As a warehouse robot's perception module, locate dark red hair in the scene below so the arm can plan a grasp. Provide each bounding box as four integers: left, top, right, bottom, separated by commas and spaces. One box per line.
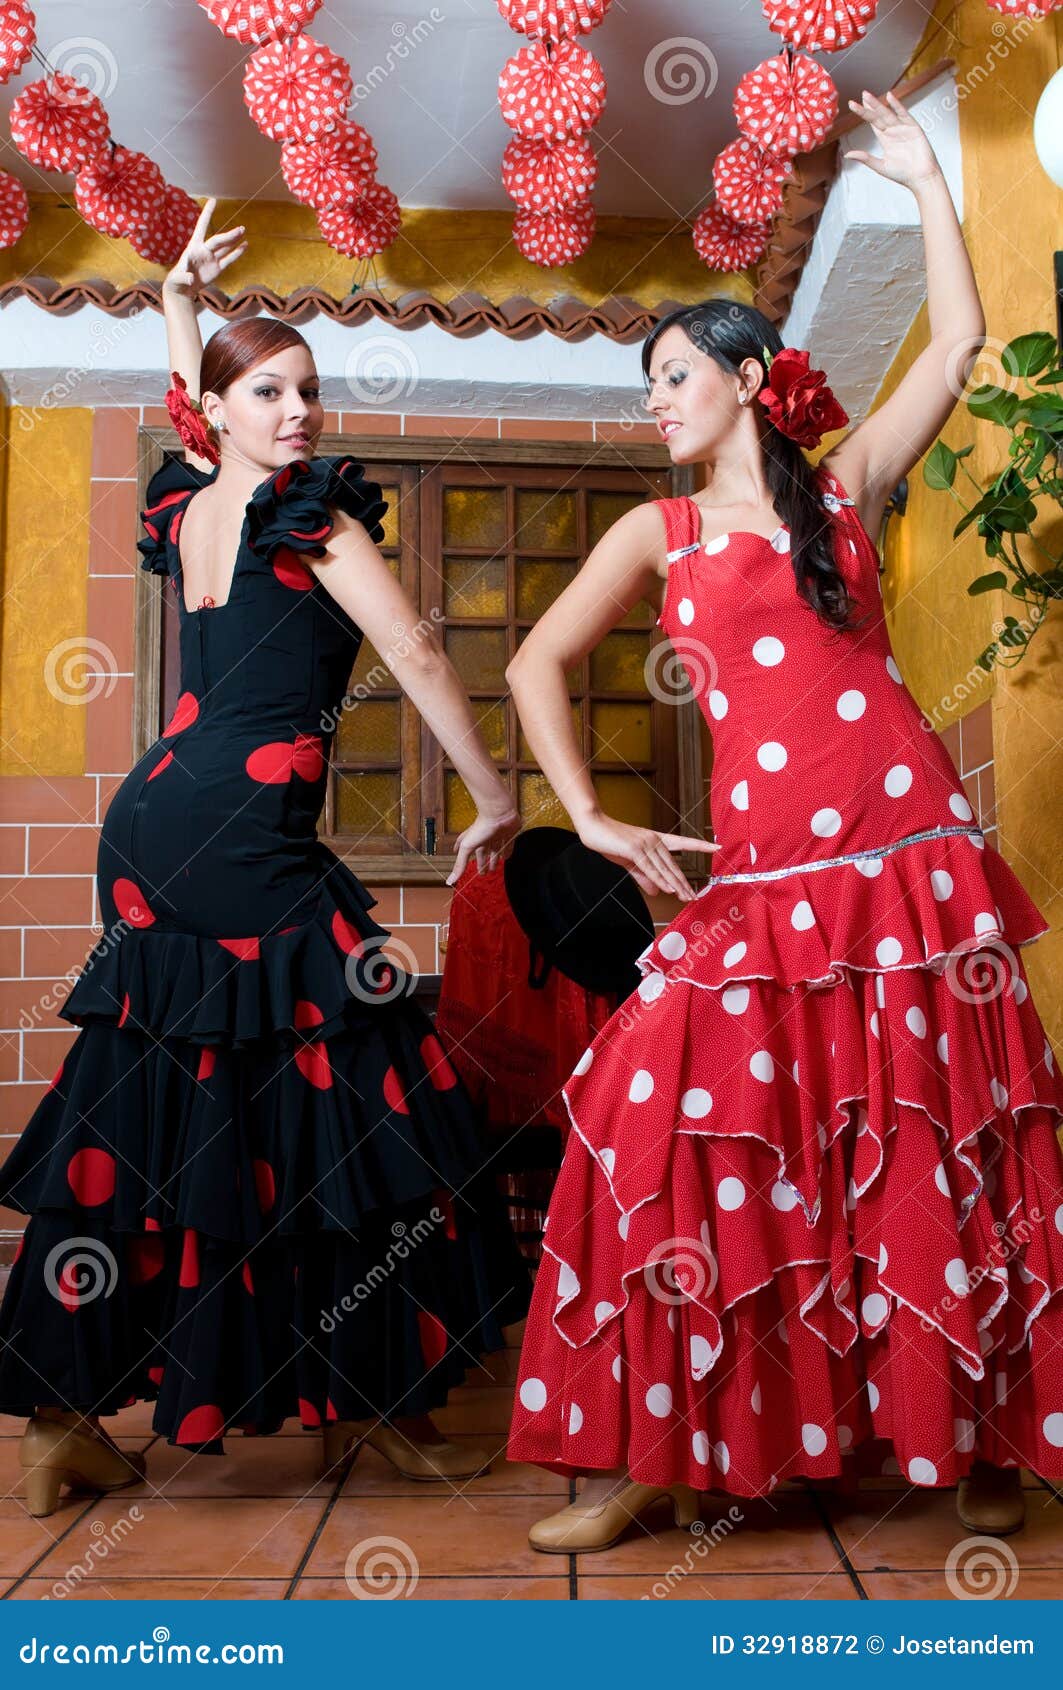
199, 317, 314, 399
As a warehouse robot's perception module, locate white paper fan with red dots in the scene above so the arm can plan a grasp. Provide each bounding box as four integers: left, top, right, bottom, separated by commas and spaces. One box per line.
734, 52, 838, 155
513, 202, 595, 266
986, 0, 1062, 13
0, 0, 34, 85
10, 72, 111, 172
243, 35, 352, 143
713, 136, 793, 224
761, 0, 878, 51
75, 146, 167, 237
496, 0, 612, 35
317, 182, 401, 259
281, 121, 377, 210
498, 39, 606, 141
196, 0, 322, 45
501, 135, 597, 210
128, 185, 201, 266
0, 167, 28, 247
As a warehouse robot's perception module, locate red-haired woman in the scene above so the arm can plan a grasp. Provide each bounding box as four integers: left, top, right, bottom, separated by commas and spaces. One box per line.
0, 201, 530, 1516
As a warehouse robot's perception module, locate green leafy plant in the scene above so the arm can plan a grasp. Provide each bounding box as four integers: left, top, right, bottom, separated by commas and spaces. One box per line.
923, 330, 1063, 671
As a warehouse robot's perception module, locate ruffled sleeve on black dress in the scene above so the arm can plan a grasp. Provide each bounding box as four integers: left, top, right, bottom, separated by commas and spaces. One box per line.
137, 454, 217, 575
245, 454, 388, 560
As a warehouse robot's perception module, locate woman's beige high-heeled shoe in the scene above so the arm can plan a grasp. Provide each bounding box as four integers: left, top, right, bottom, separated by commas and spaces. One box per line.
19, 1413, 147, 1518
321, 1418, 495, 1482
529, 1479, 702, 1554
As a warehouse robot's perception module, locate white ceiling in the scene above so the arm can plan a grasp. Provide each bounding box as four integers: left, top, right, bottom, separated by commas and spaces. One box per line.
1, 0, 930, 217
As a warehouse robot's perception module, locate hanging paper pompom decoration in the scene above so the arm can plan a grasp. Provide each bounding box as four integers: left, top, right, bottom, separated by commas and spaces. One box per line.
986, 0, 1062, 13
128, 184, 201, 266
243, 35, 352, 143
9, 72, 111, 172
692, 202, 771, 272
0, 0, 34, 85
501, 134, 597, 210
713, 136, 793, 224
0, 167, 29, 248
75, 146, 167, 237
513, 202, 595, 267
496, 0, 612, 35
281, 120, 377, 209
761, 0, 878, 51
317, 181, 401, 258
498, 40, 606, 141
196, 0, 322, 45
734, 53, 838, 155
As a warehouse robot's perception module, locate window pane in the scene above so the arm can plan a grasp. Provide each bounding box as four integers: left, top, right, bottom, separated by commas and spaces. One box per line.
593, 772, 655, 827
445, 557, 507, 618
379, 487, 401, 550
446, 626, 508, 690
443, 487, 506, 549
472, 697, 508, 760
589, 631, 652, 693
518, 700, 581, 763
445, 770, 477, 834
590, 701, 652, 765
349, 638, 398, 694
587, 490, 644, 551
335, 771, 401, 836
518, 772, 570, 829
516, 558, 576, 618
515, 488, 577, 551
335, 699, 401, 763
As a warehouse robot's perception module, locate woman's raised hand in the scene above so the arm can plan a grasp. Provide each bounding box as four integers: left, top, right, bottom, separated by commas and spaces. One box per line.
843, 89, 941, 191
164, 196, 248, 293
575, 812, 720, 901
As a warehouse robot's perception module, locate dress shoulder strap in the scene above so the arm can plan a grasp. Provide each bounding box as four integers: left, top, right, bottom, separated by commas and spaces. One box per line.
654, 494, 701, 561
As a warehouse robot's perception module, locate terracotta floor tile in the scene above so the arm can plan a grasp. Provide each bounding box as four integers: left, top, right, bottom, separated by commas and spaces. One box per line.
861, 1569, 1062, 1600
0, 1501, 82, 1578
337, 1432, 566, 1497
579, 1572, 860, 1600
304, 1496, 549, 1578
293, 1576, 569, 1600
30, 1498, 324, 1581
113, 1437, 331, 1499
827, 1488, 1063, 1571
9, 1578, 290, 1601
576, 1496, 840, 1576
433, 1385, 515, 1434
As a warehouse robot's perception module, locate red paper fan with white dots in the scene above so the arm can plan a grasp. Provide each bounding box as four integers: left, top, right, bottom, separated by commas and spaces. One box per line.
692, 202, 771, 272
0, 167, 28, 247
734, 52, 838, 156
498, 40, 606, 141
243, 35, 352, 143
317, 182, 400, 259
0, 0, 34, 85
513, 201, 595, 266
501, 134, 597, 210
496, 0, 612, 35
761, 0, 878, 51
75, 146, 167, 238
10, 72, 111, 172
713, 136, 793, 224
281, 120, 377, 209
196, 0, 322, 45
128, 184, 200, 266
986, 0, 1062, 13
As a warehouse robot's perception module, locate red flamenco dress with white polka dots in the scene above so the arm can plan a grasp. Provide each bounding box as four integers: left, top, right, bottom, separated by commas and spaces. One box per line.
0, 454, 529, 1453
508, 462, 1063, 1496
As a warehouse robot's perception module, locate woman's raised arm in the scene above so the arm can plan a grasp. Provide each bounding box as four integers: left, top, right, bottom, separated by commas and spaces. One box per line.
160, 196, 248, 473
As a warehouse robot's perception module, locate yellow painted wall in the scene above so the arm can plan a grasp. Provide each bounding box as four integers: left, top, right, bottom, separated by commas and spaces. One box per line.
870, 1, 1063, 1040
0, 407, 92, 777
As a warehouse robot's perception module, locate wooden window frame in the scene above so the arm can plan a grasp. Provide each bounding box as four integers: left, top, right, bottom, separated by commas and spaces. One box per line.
134, 427, 705, 886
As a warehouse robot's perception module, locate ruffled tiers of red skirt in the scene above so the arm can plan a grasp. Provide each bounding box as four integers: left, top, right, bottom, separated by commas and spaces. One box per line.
507, 831, 1063, 1493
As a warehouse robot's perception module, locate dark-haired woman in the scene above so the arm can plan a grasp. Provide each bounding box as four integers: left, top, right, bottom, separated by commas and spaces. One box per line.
506, 91, 1063, 1552
0, 200, 530, 1516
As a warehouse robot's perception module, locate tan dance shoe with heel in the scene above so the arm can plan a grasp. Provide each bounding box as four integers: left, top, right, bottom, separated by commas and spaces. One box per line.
529, 1479, 702, 1553
321, 1418, 495, 1482
956, 1463, 1026, 1536
20, 1413, 146, 1518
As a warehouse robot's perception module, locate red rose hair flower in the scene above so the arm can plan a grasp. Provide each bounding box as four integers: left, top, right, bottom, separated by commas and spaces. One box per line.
757, 345, 848, 448
165, 371, 220, 466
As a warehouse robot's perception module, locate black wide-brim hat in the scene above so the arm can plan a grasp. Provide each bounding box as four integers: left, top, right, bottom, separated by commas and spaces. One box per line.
503, 826, 655, 997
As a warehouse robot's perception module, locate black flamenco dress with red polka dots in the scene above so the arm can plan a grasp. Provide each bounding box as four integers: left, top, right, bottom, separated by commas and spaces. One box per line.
0, 452, 530, 1452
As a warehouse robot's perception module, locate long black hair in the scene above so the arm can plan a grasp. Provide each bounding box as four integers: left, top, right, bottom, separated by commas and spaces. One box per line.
642, 300, 868, 634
